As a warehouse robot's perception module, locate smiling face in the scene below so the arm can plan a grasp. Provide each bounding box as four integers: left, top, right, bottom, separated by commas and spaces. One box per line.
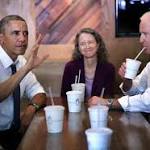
139, 12, 150, 54
78, 33, 98, 59
0, 20, 28, 60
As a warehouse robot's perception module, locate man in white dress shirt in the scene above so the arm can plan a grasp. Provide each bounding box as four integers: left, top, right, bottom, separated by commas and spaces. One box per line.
0, 15, 48, 149
88, 11, 150, 114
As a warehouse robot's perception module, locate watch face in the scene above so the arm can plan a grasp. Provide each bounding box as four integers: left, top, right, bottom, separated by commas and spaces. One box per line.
108, 99, 111, 103
108, 99, 113, 105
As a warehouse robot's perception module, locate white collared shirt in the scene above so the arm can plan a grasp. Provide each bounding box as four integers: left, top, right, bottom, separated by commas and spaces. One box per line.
118, 62, 150, 113
0, 46, 45, 130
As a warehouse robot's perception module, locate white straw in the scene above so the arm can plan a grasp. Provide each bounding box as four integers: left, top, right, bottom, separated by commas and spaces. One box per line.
98, 88, 105, 106
75, 75, 78, 84
48, 87, 54, 105
77, 69, 81, 83
134, 47, 146, 60
100, 88, 105, 97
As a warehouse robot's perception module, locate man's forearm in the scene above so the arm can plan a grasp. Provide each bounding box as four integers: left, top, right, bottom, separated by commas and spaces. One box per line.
122, 79, 132, 92
20, 93, 46, 134
111, 98, 123, 110
29, 93, 47, 111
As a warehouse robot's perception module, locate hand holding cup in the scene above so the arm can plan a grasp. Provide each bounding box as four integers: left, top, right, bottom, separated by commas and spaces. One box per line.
124, 58, 141, 79
118, 62, 126, 79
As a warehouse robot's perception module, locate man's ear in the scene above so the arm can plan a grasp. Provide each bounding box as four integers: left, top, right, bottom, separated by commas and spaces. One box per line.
0, 33, 4, 45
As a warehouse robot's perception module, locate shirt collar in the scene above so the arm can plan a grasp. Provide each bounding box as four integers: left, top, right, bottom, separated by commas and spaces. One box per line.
0, 46, 19, 68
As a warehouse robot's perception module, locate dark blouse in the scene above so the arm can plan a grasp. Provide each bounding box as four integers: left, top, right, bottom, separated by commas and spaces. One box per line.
61, 58, 116, 99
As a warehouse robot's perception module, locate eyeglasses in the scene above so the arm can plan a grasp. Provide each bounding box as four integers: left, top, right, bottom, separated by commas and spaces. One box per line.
79, 41, 96, 48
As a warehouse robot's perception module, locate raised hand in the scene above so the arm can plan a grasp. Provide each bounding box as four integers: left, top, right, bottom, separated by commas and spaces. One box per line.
25, 34, 49, 71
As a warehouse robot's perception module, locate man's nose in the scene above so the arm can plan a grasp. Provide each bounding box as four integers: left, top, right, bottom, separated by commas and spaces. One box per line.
19, 33, 26, 41
139, 34, 144, 43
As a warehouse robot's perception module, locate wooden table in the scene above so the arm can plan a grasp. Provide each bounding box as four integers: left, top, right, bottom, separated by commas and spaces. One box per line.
18, 98, 150, 150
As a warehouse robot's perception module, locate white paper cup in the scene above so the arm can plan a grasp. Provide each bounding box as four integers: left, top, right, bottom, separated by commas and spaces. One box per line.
125, 58, 141, 79
85, 128, 113, 150
88, 105, 109, 128
44, 105, 65, 133
71, 83, 85, 102
66, 91, 82, 112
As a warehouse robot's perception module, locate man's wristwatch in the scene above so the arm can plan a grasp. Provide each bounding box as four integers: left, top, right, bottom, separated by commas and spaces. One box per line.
28, 103, 41, 112
107, 98, 114, 108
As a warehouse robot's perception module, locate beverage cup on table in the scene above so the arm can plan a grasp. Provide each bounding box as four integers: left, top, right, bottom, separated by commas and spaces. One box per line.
88, 105, 109, 128
71, 83, 85, 102
66, 90, 82, 112
44, 105, 65, 133
85, 127, 113, 150
125, 58, 141, 79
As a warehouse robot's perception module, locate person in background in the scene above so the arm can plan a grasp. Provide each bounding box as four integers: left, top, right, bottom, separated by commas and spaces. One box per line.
0, 15, 48, 150
88, 12, 150, 114
61, 28, 115, 100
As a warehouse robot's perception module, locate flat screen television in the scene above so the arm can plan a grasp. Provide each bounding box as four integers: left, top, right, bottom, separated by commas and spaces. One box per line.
115, 0, 150, 37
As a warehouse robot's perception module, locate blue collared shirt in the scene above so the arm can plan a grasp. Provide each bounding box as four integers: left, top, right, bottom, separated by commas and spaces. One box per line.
0, 46, 45, 130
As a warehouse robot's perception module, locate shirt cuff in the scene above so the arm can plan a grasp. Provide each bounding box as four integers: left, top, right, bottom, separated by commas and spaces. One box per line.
118, 96, 129, 111
119, 82, 128, 95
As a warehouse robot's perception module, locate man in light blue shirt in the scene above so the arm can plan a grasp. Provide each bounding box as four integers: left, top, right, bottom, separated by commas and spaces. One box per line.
88, 11, 150, 114
0, 15, 48, 149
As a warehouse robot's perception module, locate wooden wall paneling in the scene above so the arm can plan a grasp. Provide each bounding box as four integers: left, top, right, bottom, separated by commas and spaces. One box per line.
36, 0, 109, 44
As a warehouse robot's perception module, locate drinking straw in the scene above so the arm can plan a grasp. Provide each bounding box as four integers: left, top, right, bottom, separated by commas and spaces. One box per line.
75, 75, 78, 84
100, 88, 105, 98
97, 87, 105, 125
98, 88, 105, 105
48, 87, 54, 105
134, 47, 146, 60
77, 69, 81, 83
